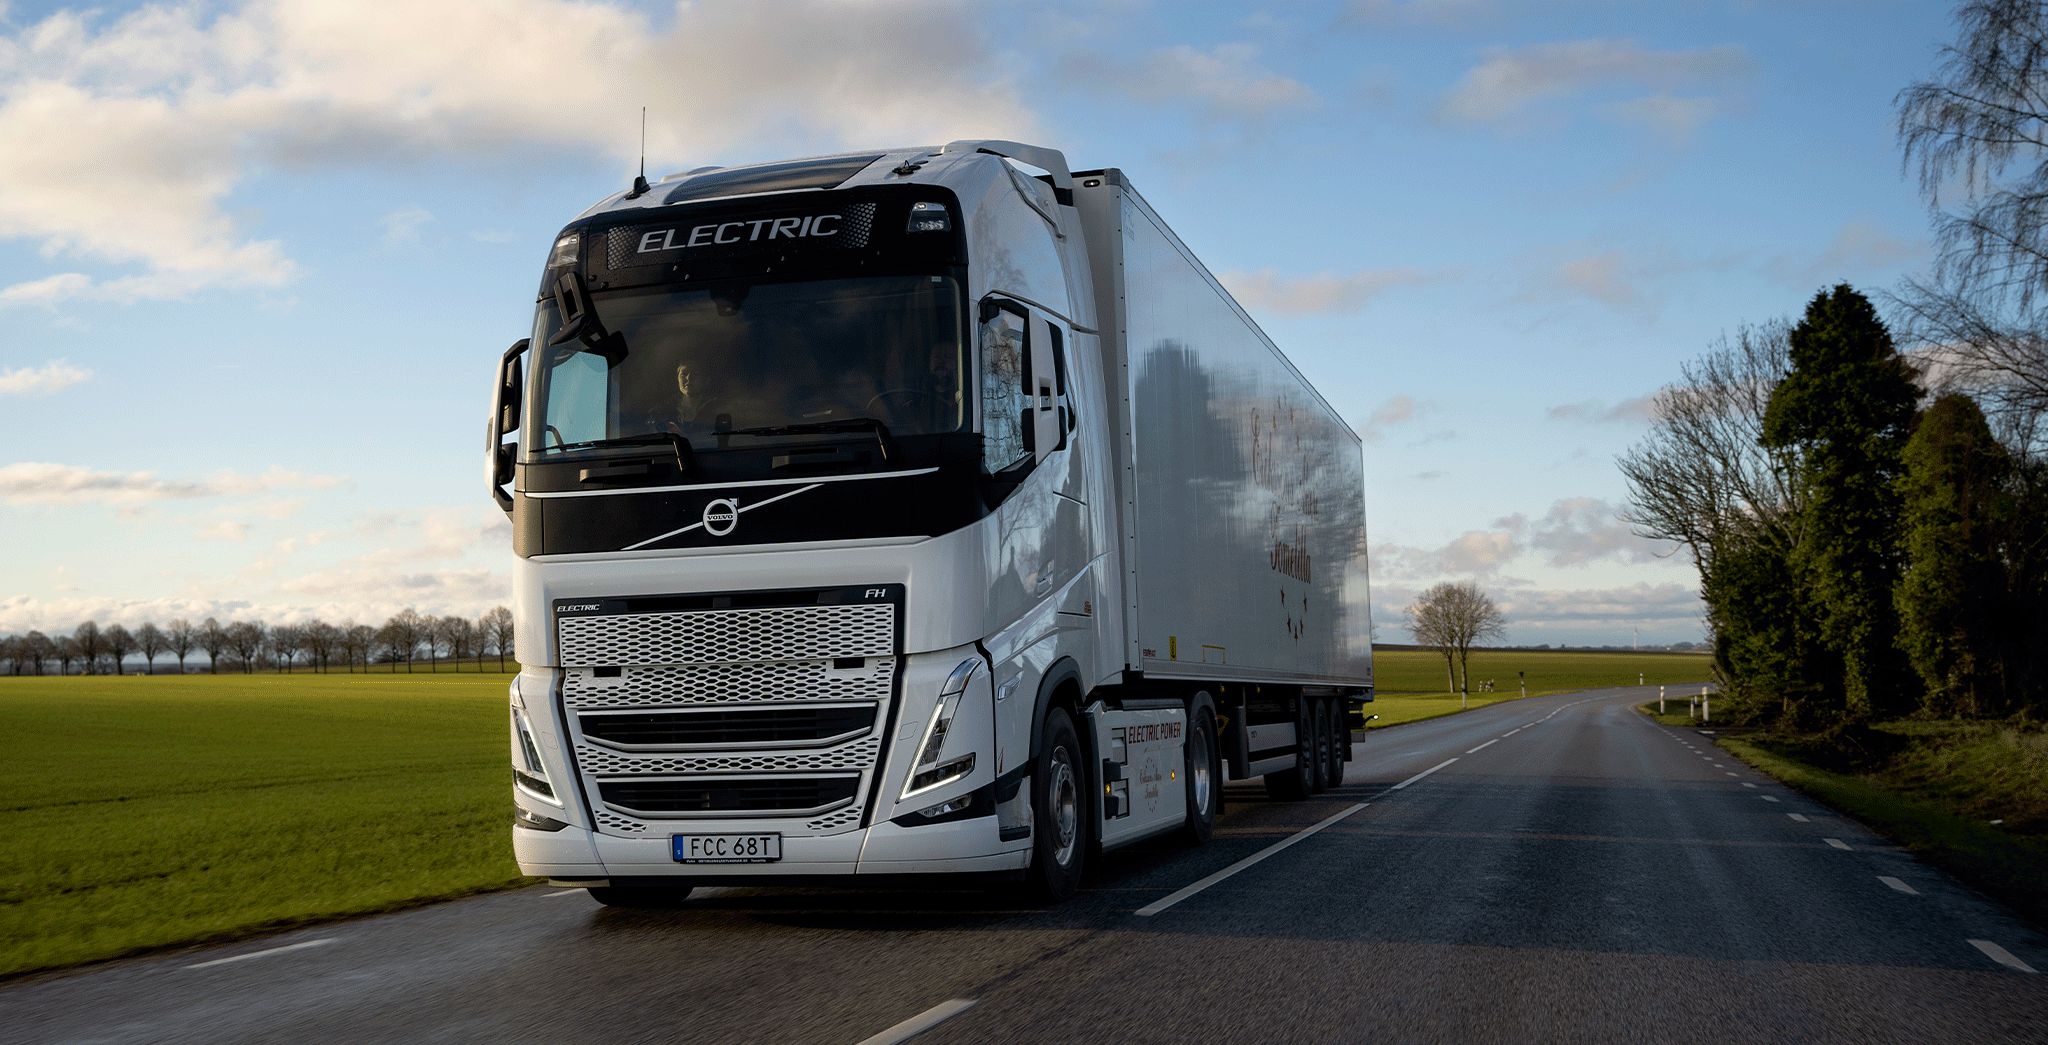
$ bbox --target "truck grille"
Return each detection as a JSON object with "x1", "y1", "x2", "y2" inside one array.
[
  {"x1": 597, "y1": 775, "x2": 861, "y2": 817},
  {"x1": 557, "y1": 591, "x2": 898, "y2": 836}
]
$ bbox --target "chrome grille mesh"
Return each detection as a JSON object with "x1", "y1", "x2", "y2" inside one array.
[
  {"x1": 558, "y1": 605, "x2": 893, "y2": 667},
  {"x1": 558, "y1": 596, "x2": 897, "y2": 840},
  {"x1": 576, "y1": 734, "x2": 882, "y2": 776},
  {"x1": 562, "y1": 659, "x2": 894, "y2": 709}
]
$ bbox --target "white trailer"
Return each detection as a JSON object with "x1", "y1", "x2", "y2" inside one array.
[{"x1": 489, "y1": 142, "x2": 1371, "y2": 903}]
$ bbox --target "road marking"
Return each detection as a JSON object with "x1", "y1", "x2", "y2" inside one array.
[
  {"x1": 1393, "y1": 758, "x2": 1459, "y2": 790},
  {"x1": 1742, "y1": 782, "x2": 1757, "y2": 788},
  {"x1": 543, "y1": 889, "x2": 583, "y2": 898},
  {"x1": 184, "y1": 939, "x2": 336, "y2": 970},
  {"x1": 1136, "y1": 803, "x2": 1367, "y2": 917},
  {"x1": 1825, "y1": 838, "x2": 1852, "y2": 851},
  {"x1": 1712, "y1": 763, "x2": 1725, "y2": 767},
  {"x1": 1968, "y1": 939, "x2": 2038, "y2": 974},
  {"x1": 1466, "y1": 739, "x2": 1499, "y2": 754},
  {"x1": 1788, "y1": 813, "x2": 1810, "y2": 822},
  {"x1": 1760, "y1": 795, "x2": 1780, "y2": 803},
  {"x1": 857, "y1": 999, "x2": 978, "y2": 1045},
  {"x1": 1878, "y1": 876, "x2": 1917, "y2": 895},
  {"x1": 1502, "y1": 727, "x2": 1523, "y2": 737},
  {"x1": 1725, "y1": 772, "x2": 1739, "y2": 777}
]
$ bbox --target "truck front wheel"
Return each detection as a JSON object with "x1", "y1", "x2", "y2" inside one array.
[{"x1": 1028, "y1": 708, "x2": 1089, "y2": 900}]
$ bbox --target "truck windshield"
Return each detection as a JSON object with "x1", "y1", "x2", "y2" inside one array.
[{"x1": 529, "y1": 275, "x2": 965, "y2": 455}]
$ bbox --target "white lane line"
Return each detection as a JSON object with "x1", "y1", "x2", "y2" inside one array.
[
  {"x1": 1788, "y1": 813, "x2": 1810, "y2": 823},
  {"x1": 1761, "y1": 795, "x2": 1781, "y2": 803},
  {"x1": 1502, "y1": 727, "x2": 1523, "y2": 738},
  {"x1": 1878, "y1": 876, "x2": 1918, "y2": 895},
  {"x1": 1825, "y1": 838, "x2": 1852, "y2": 851},
  {"x1": 1712, "y1": 763, "x2": 1725, "y2": 768},
  {"x1": 1725, "y1": 772, "x2": 1739, "y2": 777},
  {"x1": 856, "y1": 998, "x2": 978, "y2": 1045},
  {"x1": 1393, "y1": 758, "x2": 1459, "y2": 790},
  {"x1": 1466, "y1": 739, "x2": 1499, "y2": 754},
  {"x1": 184, "y1": 938, "x2": 336, "y2": 971},
  {"x1": 543, "y1": 889, "x2": 583, "y2": 898},
  {"x1": 1968, "y1": 939, "x2": 2039, "y2": 974},
  {"x1": 1136, "y1": 803, "x2": 1367, "y2": 917},
  {"x1": 1742, "y1": 782, "x2": 1757, "y2": 788}
]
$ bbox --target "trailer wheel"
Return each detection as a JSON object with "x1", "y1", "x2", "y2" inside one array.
[
  {"x1": 1179, "y1": 706, "x2": 1219, "y2": 844},
  {"x1": 1309, "y1": 699, "x2": 1332, "y2": 794},
  {"x1": 1325, "y1": 699, "x2": 1348, "y2": 788},
  {"x1": 586, "y1": 886, "x2": 694, "y2": 908},
  {"x1": 1028, "y1": 708, "x2": 1089, "y2": 900},
  {"x1": 1262, "y1": 698, "x2": 1313, "y2": 800}
]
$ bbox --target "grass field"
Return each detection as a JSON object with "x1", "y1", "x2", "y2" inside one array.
[
  {"x1": 1361, "y1": 649, "x2": 1712, "y2": 729},
  {"x1": 0, "y1": 672, "x2": 521, "y2": 978},
  {"x1": 0, "y1": 648, "x2": 1712, "y2": 978}
]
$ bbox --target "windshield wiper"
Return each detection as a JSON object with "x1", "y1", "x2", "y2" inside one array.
[
  {"x1": 545, "y1": 432, "x2": 694, "y2": 474},
  {"x1": 722, "y1": 417, "x2": 895, "y2": 463}
]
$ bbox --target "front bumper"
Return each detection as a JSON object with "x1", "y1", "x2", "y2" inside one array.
[{"x1": 514, "y1": 813, "x2": 1030, "y2": 882}]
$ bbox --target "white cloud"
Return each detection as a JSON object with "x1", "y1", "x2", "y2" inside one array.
[
  {"x1": 1514, "y1": 497, "x2": 1672, "y2": 566},
  {"x1": 1546, "y1": 395, "x2": 1656, "y2": 423},
  {"x1": 0, "y1": 462, "x2": 345, "y2": 506},
  {"x1": 1438, "y1": 39, "x2": 1749, "y2": 132},
  {"x1": 1065, "y1": 43, "x2": 1313, "y2": 122},
  {"x1": 0, "y1": 0, "x2": 1036, "y2": 303},
  {"x1": 1549, "y1": 251, "x2": 1637, "y2": 308},
  {"x1": 380, "y1": 207, "x2": 433, "y2": 248},
  {"x1": 0, "y1": 358, "x2": 91, "y2": 394},
  {"x1": 1602, "y1": 94, "x2": 1719, "y2": 145},
  {"x1": 1776, "y1": 221, "x2": 1924, "y2": 287},
  {"x1": 196, "y1": 519, "x2": 250, "y2": 541},
  {"x1": 1496, "y1": 581, "x2": 1702, "y2": 628},
  {"x1": 1221, "y1": 267, "x2": 1432, "y2": 315},
  {"x1": 1357, "y1": 394, "x2": 1427, "y2": 441}
]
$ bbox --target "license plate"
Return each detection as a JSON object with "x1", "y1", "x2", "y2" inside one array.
[{"x1": 672, "y1": 833, "x2": 782, "y2": 864}]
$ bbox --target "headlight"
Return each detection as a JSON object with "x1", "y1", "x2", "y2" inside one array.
[
  {"x1": 511, "y1": 678, "x2": 560, "y2": 805},
  {"x1": 901, "y1": 658, "x2": 981, "y2": 799}
]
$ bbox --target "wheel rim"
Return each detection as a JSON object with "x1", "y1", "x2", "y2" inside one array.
[
  {"x1": 1315, "y1": 707, "x2": 1330, "y2": 781},
  {"x1": 1049, "y1": 744, "x2": 1079, "y2": 866},
  {"x1": 1190, "y1": 721, "x2": 1213, "y2": 816}
]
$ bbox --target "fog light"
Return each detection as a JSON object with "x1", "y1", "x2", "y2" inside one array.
[
  {"x1": 916, "y1": 793, "x2": 974, "y2": 819},
  {"x1": 907, "y1": 754, "x2": 975, "y2": 797},
  {"x1": 514, "y1": 805, "x2": 567, "y2": 831}
]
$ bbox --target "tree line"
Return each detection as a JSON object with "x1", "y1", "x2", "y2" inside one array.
[
  {"x1": 1621, "y1": 0, "x2": 2048, "y2": 728},
  {"x1": 0, "y1": 607, "x2": 516, "y2": 676}
]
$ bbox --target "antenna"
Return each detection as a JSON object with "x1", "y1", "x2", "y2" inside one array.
[{"x1": 627, "y1": 106, "x2": 650, "y2": 199}]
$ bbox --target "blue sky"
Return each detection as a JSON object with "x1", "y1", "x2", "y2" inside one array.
[{"x1": 0, "y1": 0, "x2": 1956, "y2": 643}]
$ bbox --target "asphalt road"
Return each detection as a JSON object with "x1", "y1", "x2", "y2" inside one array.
[{"x1": 9, "y1": 686, "x2": 2046, "y2": 1043}]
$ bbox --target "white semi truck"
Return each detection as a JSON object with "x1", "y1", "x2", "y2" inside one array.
[{"x1": 489, "y1": 141, "x2": 1372, "y2": 904}]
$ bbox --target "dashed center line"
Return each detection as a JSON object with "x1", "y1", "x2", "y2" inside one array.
[
  {"x1": 1824, "y1": 838, "x2": 1852, "y2": 851},
  {"x1": 857, "y1": 998, "x2": 978, "y2": 1045},
  {"x1": 1788, "y1": 813, "x2": 1810, "y2": 822},
  {"x1": 184, "y1": 939, "x2": 336, "y2": 971},
  {"x1": 1878, "y1": 876, "x2": 1917, "y2": 895},
  {"x1": 1724, "y1": 772, "x2": 1739, "y2": 777},
  {"x1": 1742, "y1": 783, "x2": 1758, "y2": 789},
  {"x1": 1968, "y1": 939, "x2": 2038, "y2": 974},
  {"x1": 1760, "y1": 795, "x2": 1780, "y2": 803},
  {"x1": 1135, "y1": 803, "x2": 1368, "y2": 917},
  {"x1": 1466, "y1": 739, "x2": 1499, "y2": 754},
  {"x1": 1393, "y1": 758, "x2": 1459, "y2": 790}
]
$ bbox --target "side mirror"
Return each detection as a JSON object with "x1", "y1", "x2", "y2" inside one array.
[{"x1": 488, "y1": 338, "x2": 530, "y2": 513}]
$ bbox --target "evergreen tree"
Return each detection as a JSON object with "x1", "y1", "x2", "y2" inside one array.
[
  {"x1": 1761, "y1": 285, "x2": 1923, "y2": 720},
  {"x1": 1896, "y1": 394, "x2": 2010, "y2": 716}
]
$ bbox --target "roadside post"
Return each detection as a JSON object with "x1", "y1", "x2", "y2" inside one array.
[
  {"x1": 1518, "y1": 670, "x2": 1525, "y2": 699},
  {"x1": 1702, "y1": 686, "x2": 1710, "y2": 724},
  {"x1": 1639, "y1": 672, "x2": 1644, "y2": 686},
  {"x1": 1690, "y1": 694, "x2": 1698, "y2": 721},
  {"x1": 1659, "y1": 686, "x2": 1666, "y2": 714}
]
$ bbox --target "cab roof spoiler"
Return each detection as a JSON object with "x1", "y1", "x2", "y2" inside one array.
[{"x1": 940, "y1": 140, "x2": 1075, "y2": 195}]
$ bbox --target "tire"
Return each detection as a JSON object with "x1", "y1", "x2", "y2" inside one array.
[
  {"x1": 1262, "y1": 697, "x2": 1313, "y2": 800},
  {"x1": 1180, "y1": 706, "x2": 1219, "y2": 845},
  {"x1": 1309, "y1": 699, "x2": 1332, "y2": 794},
  {"x1": 1028, "y1": 708, "x2": 1089, "y2": 900},
  {"x1": 1325, "y1": 699, "x2": 1348, "y2": 788},
  {"x1": 586, "y1": 885, "x2": 694, "y2": 908}
]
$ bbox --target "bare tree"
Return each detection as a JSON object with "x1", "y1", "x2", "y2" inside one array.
[
  {"x1": 1407, "y1": 581, "x2": 1507, "y2": 703},
  {"x1": 441, "y1": 616, "x2": 478, "y2": 670},
  {"x1": 166, "y1": 618, "x2": 194, "y2": 674},
  {"x1": 103, "y1": 624, "x2": 134, "y2": 676},
  {"x1": 73, "y1": 621, "x2": 102, "y2": 675},
  {"x1": 199, "y1": 618, "x2": 226, "y2": 674},
  {"x1": 55, "y1": 636, "x2": 81, "y2": 676},
  {"x1": 224, "y1": 621, "x2": 265, "y2": 673},
  {"x1": 1406, "y1": 588, "x2": 1458, "y2": 694},
  {"x1": 22, "y1": 631, "x2": 51, "y2": 675},
  {"x1": 380, "y1": 609, "x2": 425, "y2": 672},
  {"x1": 136, "y1": 622, "x2": 164, "y2": 675},
  {"x1": 481, "y1": 606, "x2": 515, "y2": 671},
  {"x1": 342, "y1": 622, "x2": 375, "y2": 672},
  {"x1": 269, "y1": 625, "x2": 304, "y2": 673},
  {"x1": 421, "y1": 615, "x2": 452, "y2": 672},
  {"x1": 304, "y1": 621, "x2": 339, "y2": 672},
  {"x1": 1, "y1": 636, "x2": 21, "y2": 676}
]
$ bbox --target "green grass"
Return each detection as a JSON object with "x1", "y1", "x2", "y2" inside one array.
[
  {"x1": 1359, "y1": 649, "x2": 1712, "y2": 730},
  {"x1": 1720, "y1": 728, "x2": 2048, "y2": 928},
  {"x1": 0, "y1": 672, "x2": 522, "y2": 978}
]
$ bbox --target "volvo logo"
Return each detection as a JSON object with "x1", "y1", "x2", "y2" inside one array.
[{"x1": 702, "y1": 498, "x2": 739, "y2": 536}]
